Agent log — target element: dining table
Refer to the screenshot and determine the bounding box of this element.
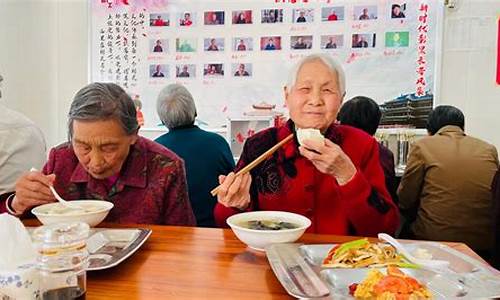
[45,223,488,300]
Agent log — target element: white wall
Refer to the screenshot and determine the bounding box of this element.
[0,0,88,148]
[0,0,499,149]
[438,0,500,149]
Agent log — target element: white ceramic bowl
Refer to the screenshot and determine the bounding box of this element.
[227,211,311,251]
[32,200,114,227]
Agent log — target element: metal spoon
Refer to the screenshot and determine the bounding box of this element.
[48,185,83,210]
[378,233,450,270]
[30,168,83,210]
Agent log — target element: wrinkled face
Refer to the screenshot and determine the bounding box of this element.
[72,119,137,179]
[284,60,343,131]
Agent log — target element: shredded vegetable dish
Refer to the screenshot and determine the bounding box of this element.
[322,239,416,268]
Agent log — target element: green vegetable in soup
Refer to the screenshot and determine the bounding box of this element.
[240,220,299,230]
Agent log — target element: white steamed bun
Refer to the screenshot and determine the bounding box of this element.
[296,128,325,146]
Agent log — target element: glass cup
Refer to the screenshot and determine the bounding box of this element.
[32,222,89,300]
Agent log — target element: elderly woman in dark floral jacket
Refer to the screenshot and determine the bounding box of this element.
[214,54,399,236]
[3,82,195,226]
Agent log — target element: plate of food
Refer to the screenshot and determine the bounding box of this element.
[266,239,500,299]
[299,238,415,269]
[322,266,462,299]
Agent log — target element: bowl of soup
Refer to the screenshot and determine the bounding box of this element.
[32,200,114,227]
[226,211,311,251]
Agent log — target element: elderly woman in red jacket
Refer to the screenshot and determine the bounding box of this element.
[214,54,399,236]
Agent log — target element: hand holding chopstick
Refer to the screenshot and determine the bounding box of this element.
[211,133,294,196]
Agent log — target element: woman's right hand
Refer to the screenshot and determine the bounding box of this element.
[217,172,252,210]
[12,171,56,214]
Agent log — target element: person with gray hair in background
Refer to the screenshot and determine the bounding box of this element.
[8,82,196,225]
[0,74,46,214]
[214,53,399,236]
[155,83,234,227]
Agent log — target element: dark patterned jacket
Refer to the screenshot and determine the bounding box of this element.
[41,137,195,225]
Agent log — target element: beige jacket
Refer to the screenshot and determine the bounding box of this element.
[398,125,499,251]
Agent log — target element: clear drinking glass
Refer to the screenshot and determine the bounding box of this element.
[32,222,89,300]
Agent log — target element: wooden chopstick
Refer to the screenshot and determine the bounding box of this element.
[210,133,294,196]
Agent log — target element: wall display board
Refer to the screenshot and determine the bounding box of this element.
[91,0,440,129]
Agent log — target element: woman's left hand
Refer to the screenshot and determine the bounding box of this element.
[299,138,357,185]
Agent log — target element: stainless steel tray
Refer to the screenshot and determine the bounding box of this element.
[29,227,152,271]
[266,242,500,299]
[86,228,151,271]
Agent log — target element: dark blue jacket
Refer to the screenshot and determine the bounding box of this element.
[155,125,235,227]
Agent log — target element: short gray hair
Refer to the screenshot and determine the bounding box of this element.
[286,53,346,97]
[156,83,196,129]
[68,82,138,140]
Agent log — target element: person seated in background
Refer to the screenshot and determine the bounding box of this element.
[7,82,196,225]
[234,64,249,77]
[398,105,498,258]
[0,74,46,212]
[337,96,397,204]
[153,40,163,53]
[155,84,234,227]
[214,54,399,236]
[491,167,500,268]
[391,4,405,18]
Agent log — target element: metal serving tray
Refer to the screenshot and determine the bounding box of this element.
[86,228,151,271]
[266,242,500,299]
[29,227,152,271]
